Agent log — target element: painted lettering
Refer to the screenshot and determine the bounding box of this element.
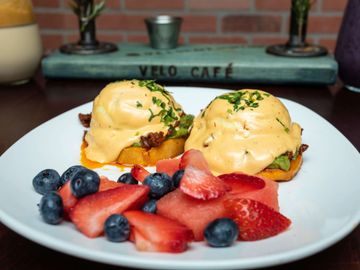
[139,66,147,76]
[139,65,178,78]
[213,67,221,78]
[168,65,177,77]
[191,67,199,77]
[200,67,210,78]
[225,63,233,79]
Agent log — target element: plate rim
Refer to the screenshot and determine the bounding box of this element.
[0,86,359,269]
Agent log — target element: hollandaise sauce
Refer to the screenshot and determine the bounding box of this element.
[185,90,302,175]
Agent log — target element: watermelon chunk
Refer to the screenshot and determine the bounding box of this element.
[157,173,279,240]
[157,189,228,241]
[156,158,180,177]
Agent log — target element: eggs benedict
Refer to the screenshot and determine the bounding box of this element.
[184,89,307,181]
[84,80,193,166]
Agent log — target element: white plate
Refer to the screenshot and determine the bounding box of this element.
[0,87,359,270]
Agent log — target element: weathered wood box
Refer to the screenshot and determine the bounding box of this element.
[42,43,338,85]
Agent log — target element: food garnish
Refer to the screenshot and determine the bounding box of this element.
[34,150,291,253]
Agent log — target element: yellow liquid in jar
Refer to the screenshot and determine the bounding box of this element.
[0,0,35,28]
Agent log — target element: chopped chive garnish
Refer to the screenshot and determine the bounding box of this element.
[276,117,290,133]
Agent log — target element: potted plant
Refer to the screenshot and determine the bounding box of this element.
[267,0,327,57]
[60,0,117,55]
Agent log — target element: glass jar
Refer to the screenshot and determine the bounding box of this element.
[335,0,360,92]
[0,0,42,85]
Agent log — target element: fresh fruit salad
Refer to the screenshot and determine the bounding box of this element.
[33,149,291,253]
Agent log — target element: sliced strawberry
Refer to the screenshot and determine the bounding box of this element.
[156,158,180,177]
[131,164,150,182]
[179,149,209,171]
[124,210,194,253]
[224,198,291,241]
[99,175,124,191]
[219,173,279,211]
[70,185,149,238]
[58,181,77,219]
[218,173,265,193]
[180,165,229,200]
[130,228,156,251]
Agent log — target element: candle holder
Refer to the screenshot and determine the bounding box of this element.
[60,0,117,55]
[266,0,327,57]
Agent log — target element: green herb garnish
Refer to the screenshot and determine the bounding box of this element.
[276,117,290,133]
[152,97,165,108]
[179,114,194,129]
[138,80,183,127]
[216,90,267,113]
[148,106,179,126]
[139,80,171,103]
[167,114,194,139]
[136,101,143,108]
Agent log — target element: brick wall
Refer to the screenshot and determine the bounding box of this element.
[32,0,347,53]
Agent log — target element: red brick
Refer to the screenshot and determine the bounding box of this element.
[97,14,146,30]
[97,33,124,43]
[252,36,287,45]
[127,35,149,43]
[182,15,217,32]
[105,0,121,9]
[255,0,290,11]
[318,38,338,52]
[99,14,216,32]
[36,12,77,30]
[308,16,342,34]
[188,0,250,10]
[66,34,79,43]
[189,35,247,44]
[322,0,348,11]
[41,34,64,51]
[32,0,60,8]
[222,15,282,32]
[125,0,184,10]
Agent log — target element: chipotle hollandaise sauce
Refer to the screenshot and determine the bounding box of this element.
[184,90,302,175]
[83,80,184,164]
[80,141,128,170]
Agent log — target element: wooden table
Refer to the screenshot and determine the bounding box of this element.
[0,73,359,270]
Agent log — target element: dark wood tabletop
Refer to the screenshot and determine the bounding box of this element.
[0,72,359,270]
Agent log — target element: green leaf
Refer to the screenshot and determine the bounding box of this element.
[70,0,106,32]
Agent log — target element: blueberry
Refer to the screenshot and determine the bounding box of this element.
[204,218,239,247]
[142,199,157,213]
[104,214,130,242]
[117,173,138,185]
[32,169,61,195]
[143,173,173,199]
[60,165,86,185]
[70,168,100,198]
[38,191,63,225]
[172,169,184,188]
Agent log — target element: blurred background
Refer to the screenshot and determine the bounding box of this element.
[32,0,346,54]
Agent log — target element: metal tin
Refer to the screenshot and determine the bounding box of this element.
[145,15,182,50]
